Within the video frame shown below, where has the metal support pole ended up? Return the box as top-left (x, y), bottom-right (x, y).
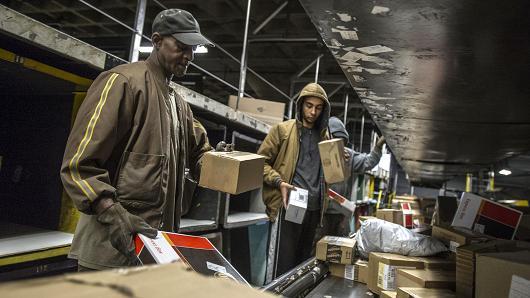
top-left (288, 80), bottom-right (295, 119)
top-left (359, 112), bottom-right (365, 152)
top-left (343, 93), bottom-right (349, 124)
top-left (252, 1), bottom-right (288, 35)
top-left (327, 83), bottom-right (345, 99)
top-left (129, 0), bottom-right (147, 62)
top-left (237, 0), bottom-right (252, 110)
top-left (314, 55), bottom-right (321, 83)
top-left (295, 54), bottom-right (324, 79)
top-left (465, 173), bottom-right (473, 192)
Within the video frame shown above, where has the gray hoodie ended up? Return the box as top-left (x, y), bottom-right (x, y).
top-left (327, 117), bottom-right (382, 215)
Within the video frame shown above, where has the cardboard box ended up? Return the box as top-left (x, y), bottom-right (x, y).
top-left (228, 95), bottom-right (285, 126)
top-left (396, 287), bottom-right (455, 298)
top-left (198, 151), bottom-right (264, 194)
top-left (452, 192), bottom-right (523, 239)
top-left (381, 290), bottom-right (397, 298)
top-left (329, 260), bottom-right (369, 283)
top-left (410, 257), bottom-right (455, 270)
top-left (431, 225), bottom-right (491, 253)
top-left (396, 269), bottom-right (455, 290)
top-left (318, 139), bottom-right (350, 184)
top-left (316, 236), bottom-right (356, 264)
top-left (136, 231), bottom-right (248, 285)
top-left (359, 215), bottom-right (377, 222)
top-left (368, 252), bottom-right (425, 294)
top-left (376, 209), bottom-right (404, 226)
top-left (0, 263), bottom-right (274, 298)
top-left (456, 240), bottom-right (530, 297)
top-left (356, 259), bottom-right (369, 284)
top-left (476, 251), bottom-right (530, 298)
top-left (285, 187), bottom-right (308, 224)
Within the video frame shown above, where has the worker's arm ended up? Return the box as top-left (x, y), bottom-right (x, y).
top-left (257, 124), bottom-right (284, 188)
top-left (60, 72), bottom-right (134, 214)
top-left (188, 116), bottom-right (213, 179)
top-left (351, 136), bottom-right (385, 173)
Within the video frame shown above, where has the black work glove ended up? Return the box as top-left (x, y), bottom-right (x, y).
top-left (97, 202), bottom-right (157, 264)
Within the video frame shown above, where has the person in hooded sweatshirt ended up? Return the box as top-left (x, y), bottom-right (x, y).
top-left (258, 82), bottom-right (337, 276)
top-left (325, 116), bottom-right (385, 237)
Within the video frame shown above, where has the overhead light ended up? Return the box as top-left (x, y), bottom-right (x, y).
top-left (499, 169), bottom-right (512, 176)
top-left (137, 45), bottom-right (208, 54)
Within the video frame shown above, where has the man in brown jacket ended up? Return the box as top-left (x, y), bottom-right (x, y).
top-left (258, 82), bottom-right (332, 276)
top-left (60, 9), bottom-right (212, 270)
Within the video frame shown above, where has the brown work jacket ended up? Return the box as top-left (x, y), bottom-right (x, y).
top-left (60, 55), bottom-right (210, 269)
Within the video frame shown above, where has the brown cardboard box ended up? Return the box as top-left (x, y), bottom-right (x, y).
top-left (329, 260), bottom-right (369, 283)
top-left (475, 251), bottom-right (530, 298)
top-left (431, 225), bottom-right (491, 253)
top-left (396, 269), bottom-right (455, 290)
top-left (396, 287), bottom-right (455, 298)
top-left (410, 257), bottom-right (455, 270)
top-left (356, 259), bottom-right (369, 284)
top-left (198, 151), bottom-right (264, 194)
top-left (456, 240), bottom-right (530, 297)
top-left (0, 263), bottom-right (274, 298)
top-left (318, 139), bottom-right (350, 183)
top-left (316, 236), bottom-right (356, 264)
top-left (376, 209), bottom-right (404, 226)
top-left (228, 95), bottom-right (285, 126)
top-left (381, 290), bottom-right (397, 298)
top-left (368, 252), bottom-right (425, 295)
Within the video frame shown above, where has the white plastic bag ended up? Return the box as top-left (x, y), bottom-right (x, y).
top-left (355, 218), bottom-right (447, 258)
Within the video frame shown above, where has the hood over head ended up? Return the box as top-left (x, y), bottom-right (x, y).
top-left (295, 83), bottom-right (330, 132)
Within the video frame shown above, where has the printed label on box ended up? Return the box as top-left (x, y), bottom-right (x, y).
top-left (509, 275), bottom-right (530, 298)
top-left (344, 264), bottom-right (355, 280)
top-left (449, 240), bottom-right (460, 253)
top-left (326, 244), bottom-right (343, 263)
top-left (207, 261), bottom-right (227, 274)
top-left (377, 263), bottom-right (416, 290)
top-left (138, 232), bottom-right (180, 264)
top-left (473, 223), bottom-right (485, 234)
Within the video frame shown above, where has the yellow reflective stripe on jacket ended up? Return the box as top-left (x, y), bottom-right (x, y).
top-left (68, 73), bottom-right (119, 200)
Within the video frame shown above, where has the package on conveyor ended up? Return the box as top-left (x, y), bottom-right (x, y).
top-left (367, 252), bottom-right (425, 295)
top-left (199, 151), bottom-right (264, 194)
top-left (455, 239), bottom-right (530, 297)
top-left (316, 236), bottom-right (356, 265)
top-left (396, 287), bottom-right (455, 298)
top-left (318, 138), bottom-right (350, 183)
top-left (451, 192), bottom-right (523, 240)
top-left (431, 225), bottom-right (492, 253)
top-left (396, 269), bottom-right (455, 290)
top-left (328, 259), bottom-right (369, 284)
top-left (475, 250), bottom-right (530, 298)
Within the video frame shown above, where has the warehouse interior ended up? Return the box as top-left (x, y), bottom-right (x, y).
top-left (0, 0), bottom-right (529, 297)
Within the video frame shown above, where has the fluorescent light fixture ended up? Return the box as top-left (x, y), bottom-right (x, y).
top-left (499, 169), bottom-right (512, 176)
top-left (137, 45), bottom-right (208, 54)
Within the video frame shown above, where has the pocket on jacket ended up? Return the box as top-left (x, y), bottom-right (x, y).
top-left (116, 151), bottom-right (165, 210)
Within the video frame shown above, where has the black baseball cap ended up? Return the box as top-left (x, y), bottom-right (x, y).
top-left (152, 9), bottom-right (213, 47)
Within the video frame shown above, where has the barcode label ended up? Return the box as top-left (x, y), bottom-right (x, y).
top-left (473, 223), bottom-right (485, 233)
top-left (449, 241), bottom-right (460, 253)
top-left (377, 263), bottom-right (416, 290)
top-left (344, 265), bottom-right (355, 280)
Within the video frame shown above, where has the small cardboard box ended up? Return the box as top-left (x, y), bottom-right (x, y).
top-left (285, 188), bottom-right (308, 224)
top-left (452, 192), bottom-right (523, 239)
top-left (328, 259), bottom-right (369, 283)
top-left (318, 138), bottom-right (350, 184)
top-left (396, 269), bottom-right (455, 290)
top-left (228, 95), bottom-right (285, 126)
top-left (396, 287), bottom-right (455, 298)
top-left (356, 259), bottom-right (369, 284)
top-left (475, 251), bottom-right (530, 298)
top-left (431, 225), bottom-right (491, 253)
top-left (199, 151), bottom-right (265, 194)
top-left (376, 209), bottom-right (404, 226)
top-left (316, 236), bottom-right (356, 264)
top-left (368, 252), bottom-right (425, 295)
top-left (410, 257), bottom-right (455, 270)
top-left (381, 290), bottom-right (397, 298)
